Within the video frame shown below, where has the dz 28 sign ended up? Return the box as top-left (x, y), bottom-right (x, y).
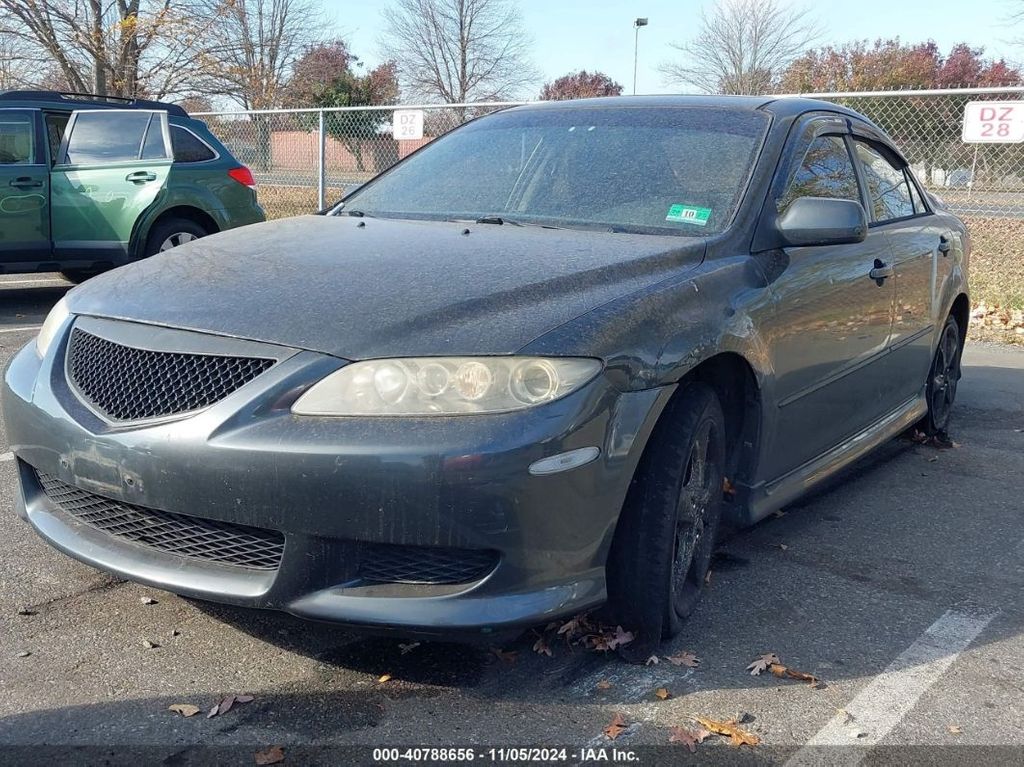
top-left (962, 101), bottom-right (1024, 143)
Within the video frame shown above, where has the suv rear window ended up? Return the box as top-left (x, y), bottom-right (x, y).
top-left (171, 126), bottom-right (216, 163)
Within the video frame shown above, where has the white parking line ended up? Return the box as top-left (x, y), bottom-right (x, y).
top-left (0, 325), bottom-right (42, 334)
top-left (786, 607), bottom-right (998, 766)
top-left (0, 279), bottom-right (68, 287)
top-left (0, 452), bottom-right (14, 462)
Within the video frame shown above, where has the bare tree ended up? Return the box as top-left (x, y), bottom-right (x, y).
top-left (659, 0), bottom-right (819, 95)
top-left (380, 0), bottom-right (537, 103)
top-left (191, 0), bottom-right (324, 110)
top-left (0, 0), bottom-right (203, 97)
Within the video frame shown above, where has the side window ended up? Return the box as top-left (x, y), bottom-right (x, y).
top-left (44, 113), bottom-right (69, 165)
top-left (0, 112), bottom-right (36, 165)
top-left (905, 169), bottom-right (929, 214)
top-left (777, 135), bottom-right (860, 213)
top-left (62, 111), bottom-right (153, 165)
top-left (853, 141), bottom-right (915, 222)
top-left (141, 117), bottom-right (168, 160)
top-left (170, 126), bottom-right (216, 163)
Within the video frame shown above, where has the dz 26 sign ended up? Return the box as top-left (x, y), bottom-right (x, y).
top-left (962, 101), bottom-right (1024, 143)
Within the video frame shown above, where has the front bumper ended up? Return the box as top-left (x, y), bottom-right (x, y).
top-left (3, 318), bottom-right (670, 636)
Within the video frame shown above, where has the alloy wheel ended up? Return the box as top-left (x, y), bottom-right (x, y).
top-left (159, 232), bottom-right (198, 251)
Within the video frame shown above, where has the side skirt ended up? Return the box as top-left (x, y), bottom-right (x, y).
top-left (740, 394), bottom-right (928, 525)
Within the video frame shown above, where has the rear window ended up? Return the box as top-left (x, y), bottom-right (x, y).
top-left (63, 111), bottom-right (159, 165)
top-left (171, 125), bottom-right (216, 163)
top-left (342, 106), bottom-right (770, 235)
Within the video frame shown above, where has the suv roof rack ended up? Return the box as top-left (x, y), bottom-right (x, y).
top-left (0, 90), bottom-right (189, 118)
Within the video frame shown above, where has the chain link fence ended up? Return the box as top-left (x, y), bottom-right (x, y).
top-left (196, 88), bottom-right (1024, 221)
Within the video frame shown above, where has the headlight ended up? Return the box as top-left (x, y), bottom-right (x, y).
top-left (292, 357), bottom-right (602, 416)
top-left (36, 297), bottom-right (70, 358)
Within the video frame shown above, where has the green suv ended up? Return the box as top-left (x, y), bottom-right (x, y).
top-left (0, 91), bottom-right (265, 282)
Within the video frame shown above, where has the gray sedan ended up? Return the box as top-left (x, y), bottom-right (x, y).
top-left (3, 96), bottom-right (968, 659)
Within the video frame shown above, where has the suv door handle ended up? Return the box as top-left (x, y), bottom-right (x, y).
top-left (125, 171), bottom-right (157, 183)
top-left (9, 177), bottom-right (43, 188)
top-left (869, 259), bottom-right (894, 283)
top-left (938, 236), bottom-right (951, 256)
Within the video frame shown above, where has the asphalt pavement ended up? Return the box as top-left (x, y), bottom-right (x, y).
top-left (0, 273), bottom-right (1021, 766)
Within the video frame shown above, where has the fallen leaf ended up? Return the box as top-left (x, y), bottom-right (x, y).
top-left (491, 648), bottom-right (518, 665)
top-left (168, 704), bottom-right (201, 718)
top-left (140, 596), bottom-right (157, 605)
top-left (612, 625), bottom-right (635, 649)
top-left (595, 680), bottom-right (612, 690)
top-left (704, 569), bottom-right (713, 585)
top-left (377, 674), bottom-right (392, 683)
top-left (948, 725), bottom-right (962, 735)
top-left (654, 687), bottom-right (672, 700)
top-left (927, 456), bottom-right (938, 463)
top-left (722, 477), bottom-right (736, 498)
top-left (669, 725), bottom-right (711, 752)
top-left (16, 650), bottom-right (31, 658)
top-left (769, 663), bottom-right (819, 685)
top-left (254, 745), bottom-right (285, 765)
top-left (772, 543), bottom-right (789, 551)
top-left (398, 642), bottom-right (420, 655)
top-left (218, 695), bottom-right (236, 715)
top-left (235, 695), bottom-right (254, 704)
top-left (666, 651), bottom-right (701, 668)
top-left (206, 694), bottom-right (253, 718)
top-left (694, 716), bottom-right (760, 747)
top-left (603, 712), bottom-right (628, 740)
top-left (645, 655), bottom-right (660, 666)
top-left (533, 635), bottom-right (553, 657)
top-left (142, 639), bottom-right (159, 650)
top-left (557, 614), bottom-right (587, 636)
top-left (746, 653), bottom-right (780, 675)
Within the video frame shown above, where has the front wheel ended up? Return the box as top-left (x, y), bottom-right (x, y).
top-left (606, 382), bottom-right (726, 660)
top-left (922, 315), bottom-right (963, 435)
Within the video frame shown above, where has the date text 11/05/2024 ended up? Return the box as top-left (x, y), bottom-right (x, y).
top-left (372, 747), bottom-right (640, 762)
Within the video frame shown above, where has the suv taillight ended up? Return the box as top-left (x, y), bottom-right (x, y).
top-left (228, 166), bottom-right (256, 188)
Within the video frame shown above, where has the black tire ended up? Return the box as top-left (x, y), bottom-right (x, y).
top-left (606, 382), bottom-right (726, 661)
top-left (144, 217), bottom-right (208, 257)
top-left (922, 314), bottom-right (963, 435)
top-left (60, 269), bottom-right (102, 284)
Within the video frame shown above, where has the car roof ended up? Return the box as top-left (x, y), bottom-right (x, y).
top-left (0, 90), bottom-right (188, 118)
top-left (508, 94), bottom-right (873, 124)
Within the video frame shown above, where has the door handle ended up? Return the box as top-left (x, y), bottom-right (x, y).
top-left (869, 259), bottom-right (894, 283)
top-left (938, 236), bottom-right (951, 256)
top-left (125, 171), bottom-right (157, 183)
top-left (9, 177), bottom-right (43, 188)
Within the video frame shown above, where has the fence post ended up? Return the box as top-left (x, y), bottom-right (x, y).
top-left (317, 110), bottom-right (326, 210)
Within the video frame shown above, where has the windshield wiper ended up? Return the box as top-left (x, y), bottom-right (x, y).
top-left (473, 215), bottom-right (565, 230)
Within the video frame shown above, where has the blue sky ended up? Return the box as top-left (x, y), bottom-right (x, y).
top-left (323, 0), bottom-right (1024, 98)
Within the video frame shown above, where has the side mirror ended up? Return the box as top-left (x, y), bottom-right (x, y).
top-left (776, 197), bottom-right (867, 248)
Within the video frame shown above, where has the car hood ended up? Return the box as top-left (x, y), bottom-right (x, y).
top-left (67, 215), bottom-right (706, 359)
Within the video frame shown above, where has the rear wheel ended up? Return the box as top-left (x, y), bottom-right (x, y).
top-left (606, 382), bottom-right (726, 660)
top-left (922, 315), bottom-right (962, 435)
top-left (144, 218), bottom-right (208, 257)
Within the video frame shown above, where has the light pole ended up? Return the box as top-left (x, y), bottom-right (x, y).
top-left (633, 17), bottom-right (648, 95)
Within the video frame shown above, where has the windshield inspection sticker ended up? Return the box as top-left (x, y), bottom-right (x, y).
top-left (666, 204), bottom-right (712, 226)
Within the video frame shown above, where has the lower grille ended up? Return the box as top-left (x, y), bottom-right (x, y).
top-left (35, 471), bottom-right (284, 571)
top-left (359, 543), bottom-right (498, 585)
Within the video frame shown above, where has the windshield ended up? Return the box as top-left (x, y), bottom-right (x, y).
top-left (339, 106), bottom-right (769, 235)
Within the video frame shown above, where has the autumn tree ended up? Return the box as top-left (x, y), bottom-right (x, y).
top-left (659, 0), bottom-right (818, 94)
top-left (539, 71), bottom-right (623, 101)
top-left (380, 0), bottom-right (537, 103)
top-left (283, 40), bottom-right (400, 172)
top-left (780, 40), bottom-right (1023, 183)
top-left (0, 0), bottom-right (203, 97)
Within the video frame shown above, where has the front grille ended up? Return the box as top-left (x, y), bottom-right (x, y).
top-left (35, 470), bottom-right (284, 570)
top-left (67, 328), bottom-right (274, 422)
top-left (359, 543), bottom-right (498, 585)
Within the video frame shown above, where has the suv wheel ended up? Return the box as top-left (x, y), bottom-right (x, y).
top-left (145, 218), bottom-right (209, 257)
top-left (606, 382), bottom-right (725, 661)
